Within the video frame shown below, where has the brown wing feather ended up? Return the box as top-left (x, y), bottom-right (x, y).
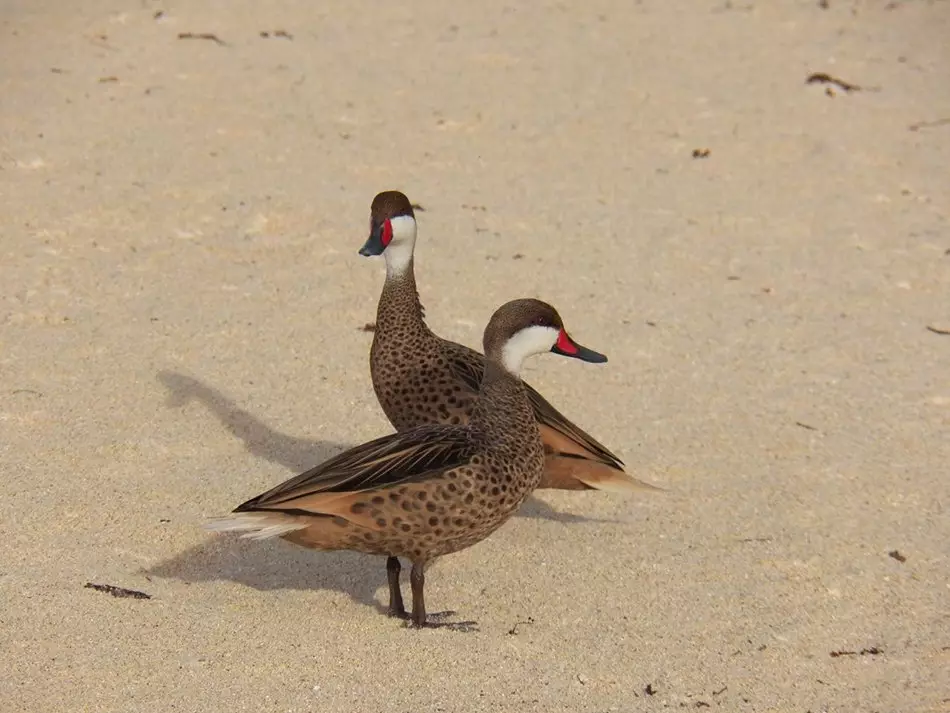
top-left (266, 491), bottom-right (387, 530)
top-left (234, 424), bottom-right (474, 514)
top-left (443, 340), bottom-right (625, 470)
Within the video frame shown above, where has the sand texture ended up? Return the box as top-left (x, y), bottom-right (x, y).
top-left (1, 1), bottom-right (948, 711)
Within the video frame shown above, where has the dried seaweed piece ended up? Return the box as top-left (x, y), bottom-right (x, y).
top-left (84, 582), bottom-right (151, 600)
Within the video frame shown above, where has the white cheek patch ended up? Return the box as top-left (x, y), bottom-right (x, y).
top-left (384, 215), bottom-right (417, 276)
top-left (501, 325), bottom-right (560, 375)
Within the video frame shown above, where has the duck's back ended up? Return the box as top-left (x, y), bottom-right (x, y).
top-left (373, 333), bottom-right (623, 462)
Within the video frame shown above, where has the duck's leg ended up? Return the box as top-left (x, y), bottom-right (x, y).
top-left (386, 556), bottom-right (407, 618)
top-left (409, 560), bottom-right (427, 626)
top-left (407, 560), bottom-right (478, 632)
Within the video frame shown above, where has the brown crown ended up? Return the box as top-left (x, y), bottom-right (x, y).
top-left (370, 190), bottom-right (415, 222)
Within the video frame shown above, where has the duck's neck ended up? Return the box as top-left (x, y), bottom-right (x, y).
top-left (472, 360), bottom-right (536, 447)
top-left (374, 257), bottom-right (429, 336)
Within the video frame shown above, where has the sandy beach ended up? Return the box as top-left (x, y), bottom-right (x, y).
top-left (1, 1), bottom-right (948, 711)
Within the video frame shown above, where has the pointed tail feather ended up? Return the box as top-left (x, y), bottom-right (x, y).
top-left (572, 466), bottom-right (664, 495)
top-left (204, 512), bottom-right (310, 540)
top-left (540, 455), bottom-right (664, 494)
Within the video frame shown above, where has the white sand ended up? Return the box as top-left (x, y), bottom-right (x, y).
top-left (1, 1), bottom-right (948, 711)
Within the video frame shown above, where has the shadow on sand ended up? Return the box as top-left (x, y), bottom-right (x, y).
top-left (148, 371), bottom-right (618, 612)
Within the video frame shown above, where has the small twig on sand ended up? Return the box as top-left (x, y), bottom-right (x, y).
top-left (909, 118), bottom-right (950, 132)
top-left (830, 647), bottom-right (882, 658)
top-left (805, 72), bottom-right (873, 93)
top-left (507, 616), bottom-right (535, 635)
top-left (178, 32), bottom-right (227, 46)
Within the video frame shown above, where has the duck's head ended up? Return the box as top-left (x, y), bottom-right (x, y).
top-left (360, 190), bottom-right (417, 276)
top-left (484, 298), bottom-right (608, 377)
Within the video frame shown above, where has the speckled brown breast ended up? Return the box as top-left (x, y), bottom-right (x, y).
top-left (369, 265), bottom-right (478, 429)
top-left (371, 339), bottom-right (478, 429)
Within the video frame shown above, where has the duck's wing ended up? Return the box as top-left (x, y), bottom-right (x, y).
top-left (233, 424), bottom-right (474, 514)
top-left (443, 341), bottom-right (625, 470)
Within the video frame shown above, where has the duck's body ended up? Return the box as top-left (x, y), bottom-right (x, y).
top-left (361, 191), bottom-right (656, 494)
top-left (231, 384), bottom-right (542, 563)
top-left (209, 299), bottom-right (605, 627)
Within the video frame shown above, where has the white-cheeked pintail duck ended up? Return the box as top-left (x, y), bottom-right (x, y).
top-left (208, 298), bottom-right (609, 628)
top-left (359, 190), bottom-right (658, 495)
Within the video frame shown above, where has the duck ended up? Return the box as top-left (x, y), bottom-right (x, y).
top-left (207, 299), bottom-right (609, 628)
top-left (359, 190), bottom-right (657, 494)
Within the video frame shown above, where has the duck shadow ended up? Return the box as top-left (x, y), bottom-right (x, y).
top-left (150, 371), bottom-right (616, 607)
top-left (148, 532), bottom-right (389, 611)
top-left (156, 370), bottom-right (351, 473)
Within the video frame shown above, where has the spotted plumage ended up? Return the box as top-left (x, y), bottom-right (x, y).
top-left (360, 190), bottom-right (659, 494)
top-left (207, 299), bottom-right (607, 628)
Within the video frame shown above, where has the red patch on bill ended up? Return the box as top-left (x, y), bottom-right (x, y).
top-left (381, 219), bottom-right (393, 247)
top-left (556, 330), bottom-right (578, 355)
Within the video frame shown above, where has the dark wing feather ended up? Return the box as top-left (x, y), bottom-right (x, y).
top-left (523, 381), bottom-right (625, 469)
top-left (235, 424), bottom-right (474, 512)
top-left (443, 340), bottom-right (624, 470)
top-left (441, 340), bottom-right (486, 394)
